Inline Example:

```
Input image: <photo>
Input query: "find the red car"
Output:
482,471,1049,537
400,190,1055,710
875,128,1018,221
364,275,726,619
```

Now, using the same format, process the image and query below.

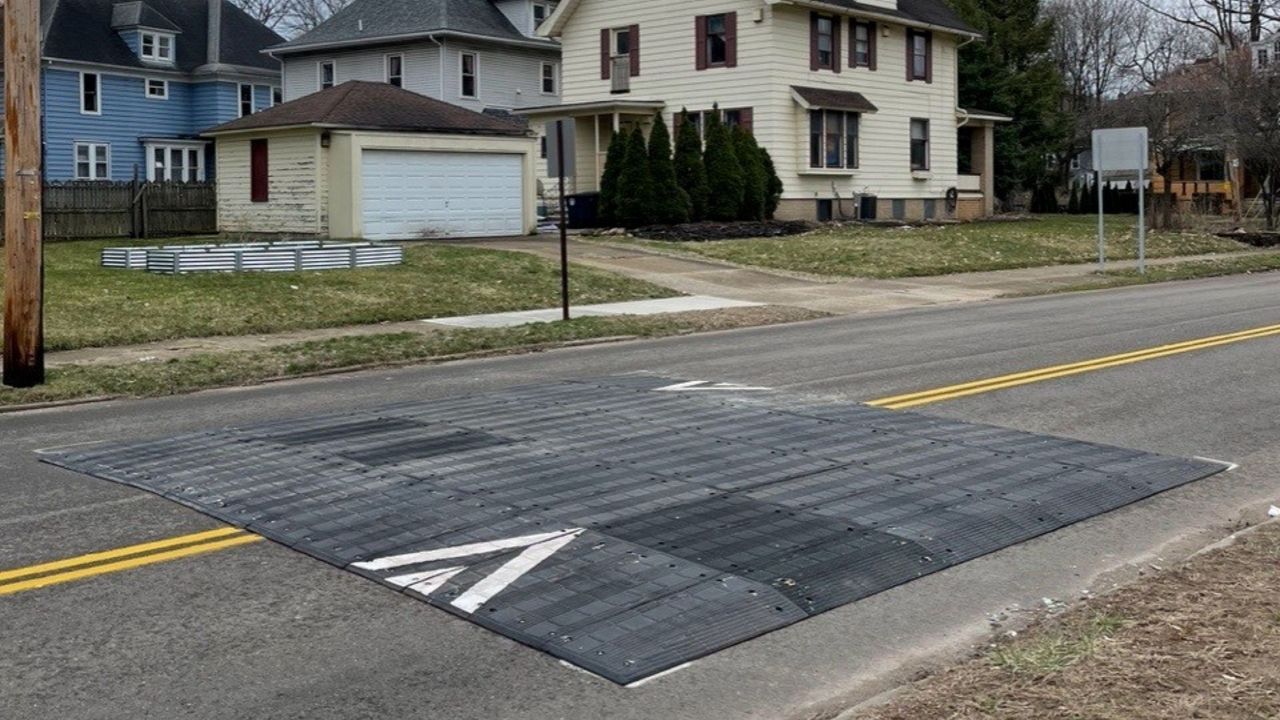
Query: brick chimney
207,0,221,65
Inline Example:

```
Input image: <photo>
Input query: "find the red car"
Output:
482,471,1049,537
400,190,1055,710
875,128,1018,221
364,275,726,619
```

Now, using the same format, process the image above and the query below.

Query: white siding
281,43,443,101
438,40,559,112
216,131,325,235
556,1,962,202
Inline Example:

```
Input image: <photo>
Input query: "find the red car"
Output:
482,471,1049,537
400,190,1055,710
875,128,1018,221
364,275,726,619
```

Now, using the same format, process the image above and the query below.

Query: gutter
265,29,559,58
767,0,983,39
202,122,531,138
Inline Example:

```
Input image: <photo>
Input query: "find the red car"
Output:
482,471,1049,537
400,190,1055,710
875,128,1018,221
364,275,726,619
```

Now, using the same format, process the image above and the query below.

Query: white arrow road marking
654,380,771,392
352,528,585,614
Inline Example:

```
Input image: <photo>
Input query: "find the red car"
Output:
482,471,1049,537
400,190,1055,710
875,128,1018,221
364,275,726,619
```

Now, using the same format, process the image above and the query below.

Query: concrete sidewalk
443,235,1269,315
425,295,760,328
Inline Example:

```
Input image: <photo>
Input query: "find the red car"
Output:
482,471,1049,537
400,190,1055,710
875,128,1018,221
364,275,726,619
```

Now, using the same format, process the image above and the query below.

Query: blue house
0,0,283,182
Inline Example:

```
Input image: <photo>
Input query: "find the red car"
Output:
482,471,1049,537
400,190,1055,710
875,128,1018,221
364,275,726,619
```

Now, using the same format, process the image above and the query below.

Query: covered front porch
518,99,665,197
956,109,1009,219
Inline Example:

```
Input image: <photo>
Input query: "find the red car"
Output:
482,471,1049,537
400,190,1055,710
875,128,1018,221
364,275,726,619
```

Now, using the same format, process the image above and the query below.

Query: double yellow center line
5,320,1279,597
0,527,261,597
868,321,1280,410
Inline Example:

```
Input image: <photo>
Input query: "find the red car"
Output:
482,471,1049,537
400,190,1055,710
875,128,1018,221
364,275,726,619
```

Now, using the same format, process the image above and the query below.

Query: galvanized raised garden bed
101,241,403,274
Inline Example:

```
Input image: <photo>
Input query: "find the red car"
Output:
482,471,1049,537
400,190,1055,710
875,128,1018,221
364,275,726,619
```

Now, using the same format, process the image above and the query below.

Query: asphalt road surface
3,273,1279,720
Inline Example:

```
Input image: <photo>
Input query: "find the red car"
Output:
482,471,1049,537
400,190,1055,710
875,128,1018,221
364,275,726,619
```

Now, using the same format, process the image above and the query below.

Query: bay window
808,110,859,170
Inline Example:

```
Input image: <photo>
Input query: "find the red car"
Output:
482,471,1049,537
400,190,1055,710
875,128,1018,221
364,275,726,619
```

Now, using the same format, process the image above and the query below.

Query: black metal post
556,120,570,321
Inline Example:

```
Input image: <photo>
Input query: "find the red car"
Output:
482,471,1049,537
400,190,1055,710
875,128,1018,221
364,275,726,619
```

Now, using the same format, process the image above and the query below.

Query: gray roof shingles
273,0,555,52
41,0,282,73
203,80,531,135
808,0,977,35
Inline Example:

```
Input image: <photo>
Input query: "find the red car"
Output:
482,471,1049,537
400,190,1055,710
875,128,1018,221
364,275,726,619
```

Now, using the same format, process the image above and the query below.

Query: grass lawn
1019,252,1280,296
0,306,822,407
0,238,677,352
622,215,1254,279
855,522,1280,719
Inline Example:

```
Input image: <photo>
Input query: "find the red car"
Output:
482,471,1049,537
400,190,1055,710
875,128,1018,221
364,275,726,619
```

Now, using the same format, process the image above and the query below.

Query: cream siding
555,0,963,207
215,130,325,235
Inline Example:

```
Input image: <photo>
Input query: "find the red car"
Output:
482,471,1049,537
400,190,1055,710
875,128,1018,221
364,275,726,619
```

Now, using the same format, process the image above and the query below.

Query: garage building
204,81,538,240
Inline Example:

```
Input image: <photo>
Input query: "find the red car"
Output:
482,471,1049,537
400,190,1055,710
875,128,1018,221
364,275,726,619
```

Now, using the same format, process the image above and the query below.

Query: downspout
430,35,445,97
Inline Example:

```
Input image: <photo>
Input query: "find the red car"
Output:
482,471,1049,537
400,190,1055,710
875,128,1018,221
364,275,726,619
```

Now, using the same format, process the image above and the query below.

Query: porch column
971,123,996,217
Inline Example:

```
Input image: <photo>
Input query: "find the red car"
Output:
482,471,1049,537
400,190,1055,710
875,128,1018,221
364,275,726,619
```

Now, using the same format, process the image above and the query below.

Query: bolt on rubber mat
40,377,1227,684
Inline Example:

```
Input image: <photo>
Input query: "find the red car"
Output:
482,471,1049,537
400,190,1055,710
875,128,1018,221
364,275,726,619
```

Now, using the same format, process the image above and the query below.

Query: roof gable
272,0,556,54
42,0,283,73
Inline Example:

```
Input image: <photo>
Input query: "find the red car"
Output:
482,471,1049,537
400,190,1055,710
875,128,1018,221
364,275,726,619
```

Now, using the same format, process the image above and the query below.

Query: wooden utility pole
3,0,45,387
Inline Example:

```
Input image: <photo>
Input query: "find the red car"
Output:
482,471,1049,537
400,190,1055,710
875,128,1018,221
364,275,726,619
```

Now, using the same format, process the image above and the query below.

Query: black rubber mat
40,376,1226,684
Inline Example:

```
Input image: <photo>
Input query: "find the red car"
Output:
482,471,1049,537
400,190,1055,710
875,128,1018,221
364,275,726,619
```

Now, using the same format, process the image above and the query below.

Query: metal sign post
547,119,576,321
1091,127,1150,275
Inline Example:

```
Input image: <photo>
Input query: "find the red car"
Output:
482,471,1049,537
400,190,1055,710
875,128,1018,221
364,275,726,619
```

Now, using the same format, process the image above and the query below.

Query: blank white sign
1092,127,1149,174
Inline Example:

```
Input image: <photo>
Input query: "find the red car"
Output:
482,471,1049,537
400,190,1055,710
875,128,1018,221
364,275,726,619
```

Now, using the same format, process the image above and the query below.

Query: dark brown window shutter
250,139,268,203
725,12,738,68
809,12,819,71
695,16,708,70
868,22,877,71
601,28,611,80
629,24,640,76
832,15,841,73
739,107,753,134
925,32,933,83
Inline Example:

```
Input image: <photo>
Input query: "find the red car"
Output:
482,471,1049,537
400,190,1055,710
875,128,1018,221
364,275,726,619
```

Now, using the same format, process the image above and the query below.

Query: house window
815,14,835,70
908,30,931,81
1196,151,1226,181
689,107,752,137
251,139,269,203
533,2,548,26
808,110,859,169
319,61,335,90
239,84,255,117
80,72,101,114
602,25,639,80
272,87,283,106
145,78,168,99
613,27,631,57
1260,48,1271,67
140,32,173,63
541,62,557,94
705,14,729,67
386,54,403,87
460,52,478,98
75,142,109,180
852,20,874,68
149,145,205,182
910,118,930,170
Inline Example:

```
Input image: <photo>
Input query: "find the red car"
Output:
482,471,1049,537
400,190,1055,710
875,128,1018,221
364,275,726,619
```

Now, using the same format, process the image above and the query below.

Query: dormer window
141,31,174,63
533,3,548,27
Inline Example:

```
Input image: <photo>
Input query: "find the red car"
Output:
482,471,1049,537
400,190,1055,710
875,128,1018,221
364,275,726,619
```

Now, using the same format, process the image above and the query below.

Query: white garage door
360,150,524,240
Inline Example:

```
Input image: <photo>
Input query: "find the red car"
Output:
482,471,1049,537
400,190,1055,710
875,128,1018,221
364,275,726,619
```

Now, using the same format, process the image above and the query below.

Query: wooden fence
0,181,216,240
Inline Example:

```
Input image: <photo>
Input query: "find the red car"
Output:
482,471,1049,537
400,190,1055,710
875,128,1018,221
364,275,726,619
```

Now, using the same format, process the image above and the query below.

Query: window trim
907,29,932,82
140,31,174,63
910,118,931,171
385,54,404,87
74,142,110,181
80,71,101,115
813,13,837,71
704,13,729,68
807,109,860,171
851,19,875,69
238,83,255,118
318,60,336,90
145,142,207,183
540,61,557,95
459,51,479,99
144,78,168,99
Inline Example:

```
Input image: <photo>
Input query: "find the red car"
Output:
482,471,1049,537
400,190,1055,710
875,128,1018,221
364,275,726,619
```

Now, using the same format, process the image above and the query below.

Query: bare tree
1049,0,1142,109
1223,49,1280,227
1137,0,1280,50
1103,65,1219,228
231,0,294,32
